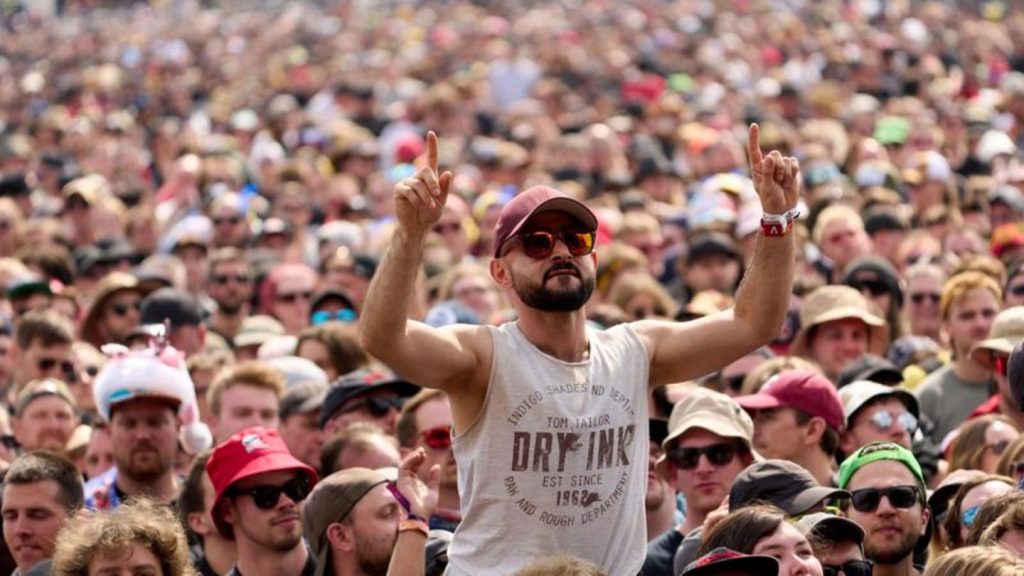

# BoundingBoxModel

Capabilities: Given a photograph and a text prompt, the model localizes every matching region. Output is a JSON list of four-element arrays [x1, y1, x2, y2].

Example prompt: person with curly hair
[[51, 498, 196, 576]]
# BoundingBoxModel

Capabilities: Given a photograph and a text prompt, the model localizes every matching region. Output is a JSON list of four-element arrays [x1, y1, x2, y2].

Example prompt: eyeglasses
[[666, 442, 739, 470], [848, 485, 920, 512], [962, 504, 981, 527], [433, 222, 462, 234], [339, 395, 406, 418], [909, 292, 940, 305], [1010, 284, 1024, 297], [508, 230, 595, 260], [989, 439, 1011, 455], [996, 356, 1008, 377], [862, 410, 918, 435], [421, 425, 452, 450], [213, 216, 242, 226], [311, 309, 357, 325], [276, 291, 313, 303], [849, 278, 889, 297], [213, 274, 250, 285], [228, 476, 311, 509], [110, 300, 141, 317], [822, 560, 874, 576], [38, 357, 75, 375]]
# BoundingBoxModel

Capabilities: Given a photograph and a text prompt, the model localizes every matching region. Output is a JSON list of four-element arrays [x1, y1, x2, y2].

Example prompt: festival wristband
[[398, 518, 429, 537], [760, 207, 800, 237], [387, 482, 428, 522]]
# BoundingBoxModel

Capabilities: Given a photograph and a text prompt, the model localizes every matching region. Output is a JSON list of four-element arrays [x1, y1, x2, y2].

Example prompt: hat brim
[[234, 332, 280, 349], [790, 308, 889, 357], [970, 338, 1018, 369], [657, 418, 755, 479], [846, 387, 920, 420], [681, 555, 779, 576], [734, 394, 783, 411], [800, 515, 865, 545], [777, 486, 847, 516], [212, 455, 318, 539]]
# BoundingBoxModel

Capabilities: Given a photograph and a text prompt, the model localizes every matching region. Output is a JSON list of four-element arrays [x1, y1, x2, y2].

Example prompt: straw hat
[[790, 285, 889, 357], [969, 306, 1024, 369], [80, 272, 142, 348]]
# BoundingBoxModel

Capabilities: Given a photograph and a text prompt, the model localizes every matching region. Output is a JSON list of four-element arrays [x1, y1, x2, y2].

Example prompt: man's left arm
[[636, 124, 798, 388]]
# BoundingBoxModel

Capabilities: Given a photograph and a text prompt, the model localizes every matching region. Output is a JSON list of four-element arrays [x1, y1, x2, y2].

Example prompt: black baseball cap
[[730, 460, 848, 515], [318, 368, 419, 429], [140, 288, 203, 328]]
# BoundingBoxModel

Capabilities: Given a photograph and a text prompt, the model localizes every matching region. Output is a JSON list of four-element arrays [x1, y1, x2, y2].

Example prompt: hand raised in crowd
[[747, 123, 801, 215], [396, 447, 441, 520], [393, 131, 454, 235]]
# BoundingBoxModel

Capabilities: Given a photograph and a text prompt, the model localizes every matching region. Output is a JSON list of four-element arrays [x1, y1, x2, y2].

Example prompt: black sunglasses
[[213, 216, 242, 226], [276, 291, 313, 303], [823, 560, 874, 576], [1011, 284, 1024, 297], [38, 358, 75, 375], [666, 442, 739, 470], [846, 485, 920, 512], [909, 292, 940, 305], [341, 395, 406, 418], [110, 300, 140, 317], [229, 476, 311, 510], [214, 274, 250, 285], [508, 230, 595, 260], [849, 278, 889, 297]]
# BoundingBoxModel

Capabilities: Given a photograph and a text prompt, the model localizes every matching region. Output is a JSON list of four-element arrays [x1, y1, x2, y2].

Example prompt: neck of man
[[515, 312, 589, 363], [794, 449, 836, 487], [953, 355, 991, 383], [211, 305, 249, 339], [236, 539, 307, 576], [677, 507, 708, 536], [646, 489, 678, 540], [203, 534, 239, 575], [872, 555, 919, 576], [116, 471, 179, 503]]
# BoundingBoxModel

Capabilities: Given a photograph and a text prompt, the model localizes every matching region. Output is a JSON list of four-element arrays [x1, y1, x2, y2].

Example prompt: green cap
[[874, 116, 910, 146], [838, 441, 925, 491]]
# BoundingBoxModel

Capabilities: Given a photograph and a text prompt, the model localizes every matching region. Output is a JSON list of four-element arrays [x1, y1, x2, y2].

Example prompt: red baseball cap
[[736, 369, 846, 432], [206, 426, 319, 539], [492, 185, 598, 257]]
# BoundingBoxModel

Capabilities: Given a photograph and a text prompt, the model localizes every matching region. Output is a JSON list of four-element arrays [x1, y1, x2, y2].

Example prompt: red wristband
[[760, 220, 793, 237]]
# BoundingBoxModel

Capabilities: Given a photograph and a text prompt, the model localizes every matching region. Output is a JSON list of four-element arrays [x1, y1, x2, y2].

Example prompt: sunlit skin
[[944, 288, 999, 360], [844, 460, 929, 569], [752, 522, 823, 576], [667, 428, 751, 533], [808, 318, 870, 380], [2, 480, 71, 572], [958, 480, 1013, 544], [841, 397, 915, 453], [211, 385, 280, 444], [86, 541, 161, 576]]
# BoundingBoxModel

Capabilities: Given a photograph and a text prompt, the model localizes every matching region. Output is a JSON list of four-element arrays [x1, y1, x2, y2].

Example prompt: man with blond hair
[[915, 271, 1002, 443], [207, 361, 285, 443]]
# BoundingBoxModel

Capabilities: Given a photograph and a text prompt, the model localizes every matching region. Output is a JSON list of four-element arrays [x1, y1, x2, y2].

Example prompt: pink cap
[[736, 369, 846, 432]]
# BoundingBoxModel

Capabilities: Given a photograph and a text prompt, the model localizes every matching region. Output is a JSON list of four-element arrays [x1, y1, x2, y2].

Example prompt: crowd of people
[[2, 0, 1024, 574]]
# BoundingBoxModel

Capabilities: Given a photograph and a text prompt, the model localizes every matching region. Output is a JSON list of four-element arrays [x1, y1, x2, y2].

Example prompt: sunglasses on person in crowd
[[962, 504, 981, 527], [276, 291, 313, 303], [862, 410, 918, 435], [340, 395, 406, 418], [311, 309, 357, 325], [666, 442, 739, 470], [1009, 284, 1024, 298], [213, 273, 250, 285], [213, 216, 242, 226], [510, 230, 595, 260], [110, 300, 141, 317], [909, 292, 940, 305], [228, 476, 311, 509], [989, 439, 1011, 456], [38, 357, 75, 375], [849, 278, 889, 297], [822, 560, 874, 576], [845, 485, 921, 512], [422, 425, 452, 450]]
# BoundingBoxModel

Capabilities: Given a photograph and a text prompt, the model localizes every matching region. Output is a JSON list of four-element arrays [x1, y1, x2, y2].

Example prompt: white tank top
[[446, 322, 650, 576]]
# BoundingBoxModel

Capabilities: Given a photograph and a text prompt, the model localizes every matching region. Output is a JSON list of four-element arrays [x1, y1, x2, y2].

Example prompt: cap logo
[[241, 433, 266, 453]]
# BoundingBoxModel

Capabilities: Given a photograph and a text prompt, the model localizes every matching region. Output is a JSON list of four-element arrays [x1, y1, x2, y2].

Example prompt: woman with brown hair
[[947, 415, 1021, 475], [922, 545, 1024, 576], [697, 504, 823, 576], [52, 499, 196, 576], [295, 322, 370, 382], [941, 474, 1015, 553]]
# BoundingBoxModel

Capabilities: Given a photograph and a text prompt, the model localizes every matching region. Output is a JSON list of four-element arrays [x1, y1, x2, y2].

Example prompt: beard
[[865, 528, 918, 564], [512, 262, 594, 312], [356, 530, 398, 576], [115, 444, 171, 482]]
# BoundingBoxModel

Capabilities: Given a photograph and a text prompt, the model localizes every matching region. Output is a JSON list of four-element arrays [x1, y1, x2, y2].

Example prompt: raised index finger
[[427, 130, 439, 174], [747, 123, 763, 169]]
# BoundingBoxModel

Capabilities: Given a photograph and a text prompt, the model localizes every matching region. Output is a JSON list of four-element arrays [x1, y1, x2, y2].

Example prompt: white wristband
[[760, 208, 800, 225]]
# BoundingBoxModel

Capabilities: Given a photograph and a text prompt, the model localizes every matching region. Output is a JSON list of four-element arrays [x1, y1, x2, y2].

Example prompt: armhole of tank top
[[618, 322, 652, 384], [451, 324, 498, 443]]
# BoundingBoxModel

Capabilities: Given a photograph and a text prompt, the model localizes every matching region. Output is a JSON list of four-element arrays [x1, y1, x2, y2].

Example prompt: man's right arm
[[358, 132, 487, 395]]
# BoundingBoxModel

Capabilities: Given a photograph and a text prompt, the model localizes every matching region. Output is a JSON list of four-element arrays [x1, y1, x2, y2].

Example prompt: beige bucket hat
[[790, 285, 890, 357]]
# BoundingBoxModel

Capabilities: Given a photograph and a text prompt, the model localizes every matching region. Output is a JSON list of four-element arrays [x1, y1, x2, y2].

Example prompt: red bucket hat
[[206, 426, 318, 539]]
